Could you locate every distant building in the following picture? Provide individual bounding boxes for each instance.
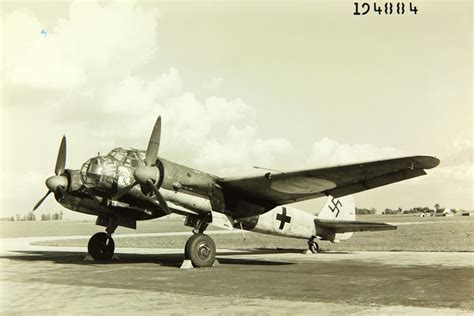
[435,208,454,217]
[419,209,435,217]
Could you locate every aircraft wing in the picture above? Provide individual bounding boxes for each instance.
[217,156,439,207]
[314,218,397,233]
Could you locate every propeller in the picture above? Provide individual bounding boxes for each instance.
[33,136,70,211]
[112,116,170,214]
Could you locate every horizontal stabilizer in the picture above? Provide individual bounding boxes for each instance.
[314,218,397,233]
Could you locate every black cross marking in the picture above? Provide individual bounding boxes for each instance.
[276,207,292,230]
[328,197,342,218]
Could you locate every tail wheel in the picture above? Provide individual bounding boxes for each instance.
[185,233,216,267]
[88,232,115,261]
[309,241,319,254]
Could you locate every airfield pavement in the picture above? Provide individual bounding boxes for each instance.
[1,229,473,315]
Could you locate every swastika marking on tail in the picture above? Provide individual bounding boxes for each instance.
[329,197,342,218]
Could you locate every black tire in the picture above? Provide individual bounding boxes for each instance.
[184,236,193,259]
[309,241,319,254]
[88,232,115,261]
[184,233,216,267]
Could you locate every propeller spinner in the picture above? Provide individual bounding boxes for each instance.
[113,116,170,214]
[33,136,70,211]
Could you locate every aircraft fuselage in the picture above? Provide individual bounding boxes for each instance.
[60,147,256,225]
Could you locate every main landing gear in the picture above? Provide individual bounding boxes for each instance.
[184,233,216,267]
[308,238,320,254]
[87,221,118,261]
[183,214,216,267]
[88,232,115,261]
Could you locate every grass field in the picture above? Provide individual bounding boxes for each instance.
[3,214,472,252]
[0,217,192,238]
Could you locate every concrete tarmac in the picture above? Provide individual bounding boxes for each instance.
[1,235,473,315]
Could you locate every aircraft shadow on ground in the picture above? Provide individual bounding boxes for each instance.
[250,248,352,255]
[0,248,306,267]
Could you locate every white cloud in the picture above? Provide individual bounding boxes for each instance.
[434,164,473,182]
[205,97,255,123]
[56,1,159,83]
[251,138,294,167]
[100,68,182,114]
[5,1,470,215]
[194,126,294,175]
[202,77,223,92]
[443,137,473,167]
[429,136,473,187]
[3,10,86,88]
[310,137,404,166]
[3,1,159,89]
[2,1,262,166]
[195,126,254,173]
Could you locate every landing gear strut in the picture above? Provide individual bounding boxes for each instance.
[308,238,319,254]
[88,219,118,261]
[184,214,216,267]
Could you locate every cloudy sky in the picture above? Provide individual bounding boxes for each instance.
[1,1,472,219]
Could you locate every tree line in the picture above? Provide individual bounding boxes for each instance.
[356,203,467,215]
[1,211,64,221]
[355,207,378,215]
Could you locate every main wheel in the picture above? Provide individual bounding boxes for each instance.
[309,241,319,254]
[184,233,216,267]
[88,232,115,261]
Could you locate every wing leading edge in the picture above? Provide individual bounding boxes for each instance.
[218,156,439,207]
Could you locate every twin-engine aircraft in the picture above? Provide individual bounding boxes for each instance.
[33,116,440,267]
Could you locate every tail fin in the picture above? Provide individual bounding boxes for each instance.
[317,195,355,241]
[318,195,355,221]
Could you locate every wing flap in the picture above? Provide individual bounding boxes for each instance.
[315,218,397,233]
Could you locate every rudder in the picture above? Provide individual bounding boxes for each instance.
[318,195,355,221]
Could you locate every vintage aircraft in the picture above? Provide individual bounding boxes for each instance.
[33,116,440,267]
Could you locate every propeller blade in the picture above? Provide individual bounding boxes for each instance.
[55,135,67,176]
[144,116,161,166]
[33,191,52,211]
[146,179,170,214]
[112,181,138,200]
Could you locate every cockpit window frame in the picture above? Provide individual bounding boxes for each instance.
[108,148,126,162]
[108,148,145,166]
